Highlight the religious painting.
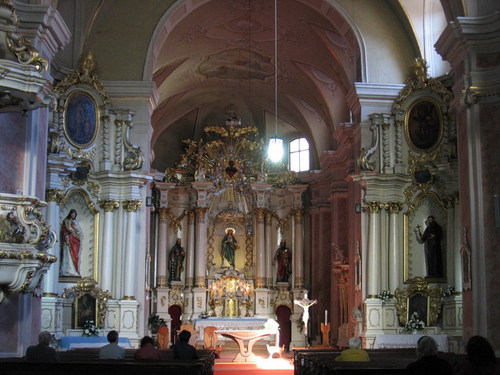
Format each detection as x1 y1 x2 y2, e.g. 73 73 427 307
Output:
404 192 447 283
59 190 99 283
74 293 98 328
408 292 429 326
64 91 99 148
405 98 443 152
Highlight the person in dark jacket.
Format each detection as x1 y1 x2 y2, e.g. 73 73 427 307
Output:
454 335 500 375
171 330 198 360
25 331 58 362
406 336 452 375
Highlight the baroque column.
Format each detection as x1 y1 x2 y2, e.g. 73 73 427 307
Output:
122 200 142 299
99 199 120 294
365 202 382 297
387 202 403 291
156 207 169 287
255 208 266 288
186 210 196 288
265 211 273 287
293 208 304 289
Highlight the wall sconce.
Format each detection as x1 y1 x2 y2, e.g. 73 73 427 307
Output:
355 204 363 214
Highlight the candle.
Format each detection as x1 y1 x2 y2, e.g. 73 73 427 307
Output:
325 310 328 325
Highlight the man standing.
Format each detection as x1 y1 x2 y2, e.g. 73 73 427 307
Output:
417 216 444 278
99 330 125 359
274 240 292 282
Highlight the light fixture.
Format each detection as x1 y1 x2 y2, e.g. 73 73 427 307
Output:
267 0 284 163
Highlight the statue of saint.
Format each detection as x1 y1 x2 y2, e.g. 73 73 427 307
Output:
274 240 292 282
416 216 444 278
168 238 185 282
60 209 82 277
221 228 238 268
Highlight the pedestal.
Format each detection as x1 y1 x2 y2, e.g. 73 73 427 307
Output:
41 296 64 337
119 299 139 346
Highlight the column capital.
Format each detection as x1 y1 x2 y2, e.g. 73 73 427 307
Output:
364 201 383 214
46 188 64 204
158 207 169 220
122 200 142 212
99 200 120 212
386 202 403 214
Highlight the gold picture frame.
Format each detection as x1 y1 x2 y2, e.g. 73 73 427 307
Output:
395 277 443 327
404 97 443 153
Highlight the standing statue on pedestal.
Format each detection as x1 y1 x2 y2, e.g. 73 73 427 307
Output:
221 227 238 268
168 238 185 282
274 240 292 282
60 209 82 277
416 215 444 278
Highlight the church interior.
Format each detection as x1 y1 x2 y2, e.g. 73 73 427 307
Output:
1 0 500 361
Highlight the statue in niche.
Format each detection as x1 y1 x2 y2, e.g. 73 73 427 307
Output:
221 227 238 268
168 238 185 282
60 209 82 277
416 216 444 278
274 240 292 282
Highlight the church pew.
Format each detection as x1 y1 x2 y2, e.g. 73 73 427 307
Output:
0 349 215 375
293 349 460 375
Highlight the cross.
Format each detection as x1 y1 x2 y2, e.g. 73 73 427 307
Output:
294 291 318 340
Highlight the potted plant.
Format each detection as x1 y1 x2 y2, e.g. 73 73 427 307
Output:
148 314 166 335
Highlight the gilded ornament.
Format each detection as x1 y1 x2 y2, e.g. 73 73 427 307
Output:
99 200 119 212
46 189 65 204
122 200 142 212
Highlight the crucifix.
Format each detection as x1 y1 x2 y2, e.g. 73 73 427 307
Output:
294 291 317 348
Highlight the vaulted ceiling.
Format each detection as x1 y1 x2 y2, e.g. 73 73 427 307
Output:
55 0 444 171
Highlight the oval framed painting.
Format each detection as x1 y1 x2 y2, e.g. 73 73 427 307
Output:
64 91 99 148
404 98 443 152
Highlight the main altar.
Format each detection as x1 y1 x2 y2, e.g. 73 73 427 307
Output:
150 117 308 348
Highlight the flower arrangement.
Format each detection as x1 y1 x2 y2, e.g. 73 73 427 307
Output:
82 320 99 337
377 290 393 304
442 286 456 298
404 312 425 333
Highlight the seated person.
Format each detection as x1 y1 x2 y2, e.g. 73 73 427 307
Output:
134 336 162 360
406 336 452 375
454 335 499 375
335 337 370 362
25 331 58 362
99 330 125 359
171 330 198 360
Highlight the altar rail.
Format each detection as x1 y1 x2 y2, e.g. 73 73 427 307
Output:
0 349 215 375
293 348 466 375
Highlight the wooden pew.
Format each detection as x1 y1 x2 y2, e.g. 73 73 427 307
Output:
0 349 215 375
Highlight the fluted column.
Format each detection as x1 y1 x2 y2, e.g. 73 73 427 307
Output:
387 202 403 291
195 207 208 287
293 209 304 289
99 200 120 293
43 189 64 295
265 211 273 287
186 210 195 288
255 208 266 288
156 207 169 287
122 200 142 299
366 202 382 297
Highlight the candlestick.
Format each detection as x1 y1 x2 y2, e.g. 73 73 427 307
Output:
325 309 328 325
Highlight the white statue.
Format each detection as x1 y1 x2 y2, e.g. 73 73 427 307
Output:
294 291 318 336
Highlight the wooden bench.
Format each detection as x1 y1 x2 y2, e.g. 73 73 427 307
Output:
0 349 215 375
293 348 463 375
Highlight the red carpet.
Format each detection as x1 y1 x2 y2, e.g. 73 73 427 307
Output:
214 358 294 375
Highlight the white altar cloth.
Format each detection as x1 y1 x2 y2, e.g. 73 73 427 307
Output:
194 317 268 341
373 334 448 352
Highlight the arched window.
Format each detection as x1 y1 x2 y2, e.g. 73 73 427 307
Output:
289 137 309 172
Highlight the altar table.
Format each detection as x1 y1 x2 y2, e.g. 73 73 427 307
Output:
215 329 272 362
58 336 132 350
373 334 448 352
194 317 267 341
